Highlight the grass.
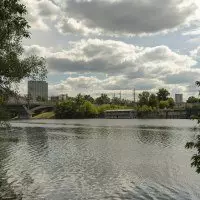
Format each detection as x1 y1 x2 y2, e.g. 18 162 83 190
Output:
32 111 55 119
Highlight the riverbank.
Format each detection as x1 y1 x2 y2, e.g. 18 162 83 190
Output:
32 111 55 119
33 109 190 119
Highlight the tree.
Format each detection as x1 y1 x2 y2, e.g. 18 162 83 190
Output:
159 100 169 109
187 96 200 103
149 94 158 108
111 97 121 105
55 99 98 119
157 88 170 101
95 94 110 105
167 98 175 108
75 94 85 106
55 99 76 119
138 91 150 106
0 0 46 122
81 101 97 118
186 81 200 173
83 95 94 103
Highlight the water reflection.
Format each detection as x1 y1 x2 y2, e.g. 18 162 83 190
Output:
0 138 22 199
106 180 195 200
25 127 48 156
136 125 179 148
0 119 200 199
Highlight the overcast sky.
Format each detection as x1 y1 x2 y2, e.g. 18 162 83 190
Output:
20 0 200 100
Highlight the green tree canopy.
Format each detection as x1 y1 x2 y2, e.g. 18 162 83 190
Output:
167 97 175 108
138 91 150 106
187 96 200 103
159 100 169 109
83 95 94 103
0 0 46 102
157 88 170 101
95 94 110 105
149 94 158 108
111 97 121 105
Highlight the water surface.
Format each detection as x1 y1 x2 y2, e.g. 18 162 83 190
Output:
0 119 200 200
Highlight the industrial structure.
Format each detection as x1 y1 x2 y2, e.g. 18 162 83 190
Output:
28 81 48 101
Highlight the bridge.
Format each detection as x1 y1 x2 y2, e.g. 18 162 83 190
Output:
5 96 55 119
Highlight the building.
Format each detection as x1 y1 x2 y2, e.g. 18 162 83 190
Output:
104 109 137 119
28 81 48 101
175 94 183 103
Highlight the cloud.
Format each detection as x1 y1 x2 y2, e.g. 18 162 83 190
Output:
48 75 164 98
48 76 101 96
56 0 198 36
22 0 60 31
183 27 200 36
24 39 196 80
163 71 200 84
24 39 198 97
190 46 200 58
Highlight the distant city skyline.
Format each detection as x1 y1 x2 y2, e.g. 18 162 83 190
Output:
19 0 200 99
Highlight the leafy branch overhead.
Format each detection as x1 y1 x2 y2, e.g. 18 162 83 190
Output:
0 0 47 90
0 0 47 121
185 81 200 174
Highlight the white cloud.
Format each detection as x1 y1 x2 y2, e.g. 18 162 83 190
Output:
56 0 199 36
183 27 200 36
24 39 196 80
22 0 60 31
190 46 200 58
23 39 199 98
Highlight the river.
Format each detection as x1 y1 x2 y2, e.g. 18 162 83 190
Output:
0 119 200 200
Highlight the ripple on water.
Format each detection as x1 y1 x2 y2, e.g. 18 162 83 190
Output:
0 119 200 200
106 180 199 200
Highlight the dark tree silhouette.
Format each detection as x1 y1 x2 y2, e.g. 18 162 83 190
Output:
185 81 200 173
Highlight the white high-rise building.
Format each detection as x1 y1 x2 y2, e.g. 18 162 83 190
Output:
175 94 183 103
28 81 48 101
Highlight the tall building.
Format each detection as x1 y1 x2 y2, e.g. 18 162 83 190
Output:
175 94 183 103
28 81 48 101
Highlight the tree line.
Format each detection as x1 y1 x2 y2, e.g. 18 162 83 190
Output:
55 88 175 119
55 94 134 119
137 88 175 112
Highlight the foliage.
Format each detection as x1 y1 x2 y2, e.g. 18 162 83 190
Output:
186 81 200 173
157 88 170 101
55 95 98 119
80 101 98 118
55 93 134 119
137 105 153 112
83 95 94 103
187 96 200 103
159 100 169 109
111 97 122 105
95 94 110 105
138 91 150 106
167 97 175 109
149 94 158 108
0 0 47 123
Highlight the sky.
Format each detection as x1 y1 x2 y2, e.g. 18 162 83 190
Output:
20 0 200 100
